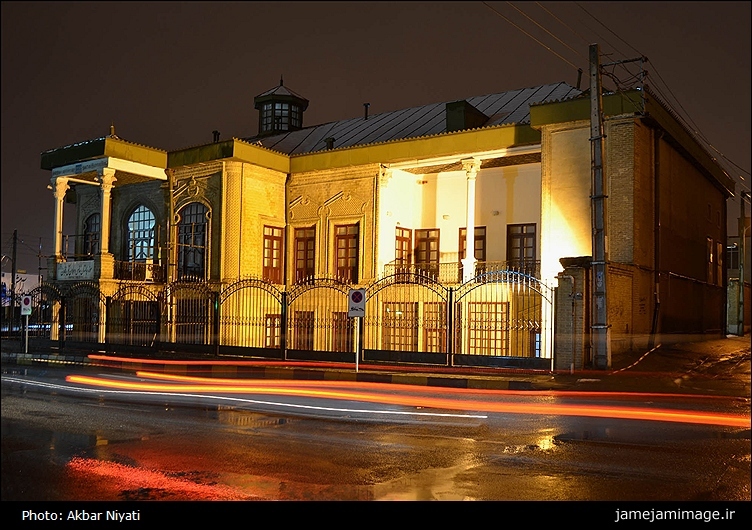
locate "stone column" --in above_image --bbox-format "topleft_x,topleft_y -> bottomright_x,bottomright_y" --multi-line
98,168 -> 117,254
51,177 -> 69,257
461,158 -> 480,282
97,168 -> 117,279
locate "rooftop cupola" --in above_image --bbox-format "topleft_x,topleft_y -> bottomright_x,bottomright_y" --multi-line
254,76 -> 309,137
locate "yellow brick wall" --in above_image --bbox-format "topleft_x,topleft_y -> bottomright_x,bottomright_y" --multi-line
288,164 -> 379,284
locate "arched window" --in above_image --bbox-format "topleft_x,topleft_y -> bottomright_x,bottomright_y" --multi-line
83,213 -> 100,256
177,202 -> 208,279
125,205 -> 155,262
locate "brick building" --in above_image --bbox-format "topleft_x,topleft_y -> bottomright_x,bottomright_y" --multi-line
37,80 -> 734,369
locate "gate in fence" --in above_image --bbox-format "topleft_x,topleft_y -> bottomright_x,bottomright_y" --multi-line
285,278 -> 353,362
219,278 -> 284,357
109,284 -> 161,348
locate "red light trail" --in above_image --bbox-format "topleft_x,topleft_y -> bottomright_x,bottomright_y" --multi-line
65,373 -> 750,428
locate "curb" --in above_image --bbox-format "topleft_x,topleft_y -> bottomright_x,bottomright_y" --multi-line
0,351 -> 537,391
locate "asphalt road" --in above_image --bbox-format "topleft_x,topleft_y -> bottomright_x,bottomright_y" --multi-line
2,366 -> 749,503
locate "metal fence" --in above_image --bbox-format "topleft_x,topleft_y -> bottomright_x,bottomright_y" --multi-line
14,268 -> 555,369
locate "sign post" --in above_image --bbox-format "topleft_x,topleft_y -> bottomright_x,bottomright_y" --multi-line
20,295 -> 32,354
347,289 -> 366,372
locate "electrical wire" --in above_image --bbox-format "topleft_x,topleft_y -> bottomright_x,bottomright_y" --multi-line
481,1 -> 581,72
569,2 -> 750,191
506,2 -> 587,62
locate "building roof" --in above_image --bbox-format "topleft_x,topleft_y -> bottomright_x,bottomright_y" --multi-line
254,80 -> 308,101
41,134 -> 167,171
244,82 -> 581,155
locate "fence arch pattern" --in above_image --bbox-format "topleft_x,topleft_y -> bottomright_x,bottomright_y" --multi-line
110,285 -> 161,347
453,270 -> 554,363
25,284 -> 64,339
219,278 -> 283,349
363,272 -> 450,364
165,280 -> 215,345
286,278 -> 352,356
65,282 -> 107,343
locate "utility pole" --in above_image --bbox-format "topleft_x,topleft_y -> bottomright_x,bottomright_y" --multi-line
11,229 -> 18,335
589,44 -> 611,369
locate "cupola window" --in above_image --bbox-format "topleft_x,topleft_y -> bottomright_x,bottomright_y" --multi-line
254,79 -> 309,136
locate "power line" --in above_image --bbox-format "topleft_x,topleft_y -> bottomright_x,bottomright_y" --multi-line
481,1 -> 581,72
567,2 -> 750,191
535,2 -> 590,47
575,2 -> 643,58
645,69 -> 751,190
506,2 -> 587,62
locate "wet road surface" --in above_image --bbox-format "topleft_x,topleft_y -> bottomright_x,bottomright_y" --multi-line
2,367 -> 750,502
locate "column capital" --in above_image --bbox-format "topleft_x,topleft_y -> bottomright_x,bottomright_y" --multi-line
378,164 -> 393,186
461,158 -> 481,177
98,167 -> 117,192
51,177 -> 69,200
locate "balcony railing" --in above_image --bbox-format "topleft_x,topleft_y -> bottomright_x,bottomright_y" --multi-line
115,261 -> 166,283
383,260 -> 540,283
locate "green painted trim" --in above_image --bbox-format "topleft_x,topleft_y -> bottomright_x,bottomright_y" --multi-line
529,90 -> 644,127
41,137 -> 166,170
167,140 -> 236,167
167,139 -> 290,173
232,140 -> 290,173
290,125 -> 540,173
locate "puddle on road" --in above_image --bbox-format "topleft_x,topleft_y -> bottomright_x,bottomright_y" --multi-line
368,462 -> 476,500
555,427 -> 751,445
211,407 -> 291,429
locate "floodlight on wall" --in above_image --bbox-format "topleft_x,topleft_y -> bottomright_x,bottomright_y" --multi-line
492,210 -> 500,216
443,215 -> 450,220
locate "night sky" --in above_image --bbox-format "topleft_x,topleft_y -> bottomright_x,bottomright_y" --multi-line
2,1 -> 749,273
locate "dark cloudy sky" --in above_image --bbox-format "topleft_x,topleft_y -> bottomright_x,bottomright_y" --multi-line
2,1 -> 750,272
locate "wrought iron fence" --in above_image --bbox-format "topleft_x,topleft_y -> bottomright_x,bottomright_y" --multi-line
30,266 -> 554,367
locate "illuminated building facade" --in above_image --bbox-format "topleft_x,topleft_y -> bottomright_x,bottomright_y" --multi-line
37,81 -> 734,369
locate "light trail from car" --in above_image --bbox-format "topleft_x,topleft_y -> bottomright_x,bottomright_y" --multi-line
63,373 -> 750,428
132,370 -> 744,401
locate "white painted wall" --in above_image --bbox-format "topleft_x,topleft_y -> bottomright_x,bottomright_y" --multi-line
377,162 -> 542,271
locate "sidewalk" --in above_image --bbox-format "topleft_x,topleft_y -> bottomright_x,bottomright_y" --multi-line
1,335 -> 749,398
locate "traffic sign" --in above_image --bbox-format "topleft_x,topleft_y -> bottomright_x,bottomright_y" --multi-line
21,295 -> 32,316
347,288 -> 366,317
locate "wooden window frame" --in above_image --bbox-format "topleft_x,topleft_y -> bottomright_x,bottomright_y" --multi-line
335,223 -> 359,283
263,225 -> 284,284
414,228 -> 440,278
332,312 -> 354,352
506,223 -> 536,273
294,226 -> 316,283
423,302 -> 446,353
265,313 -> 281,348
395,227 -> 412,272
382,302 -> 419,352
467,301 -> 509,356
293,310 -> 314,350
